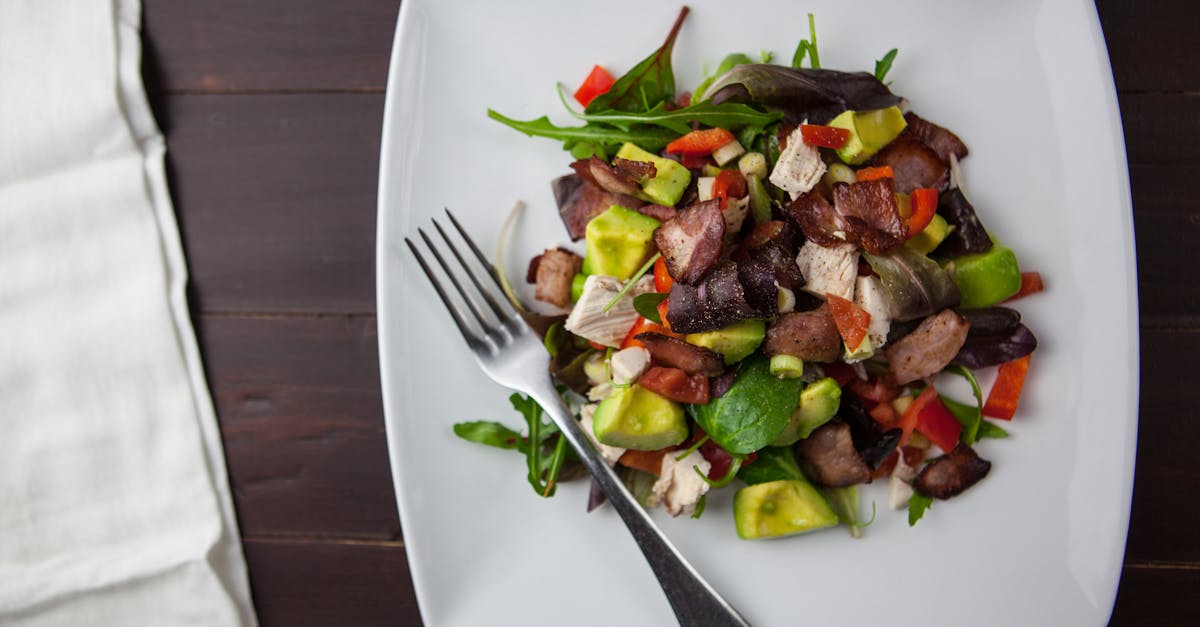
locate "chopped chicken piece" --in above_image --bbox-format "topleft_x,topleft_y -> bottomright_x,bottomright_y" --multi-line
610,347 -> 650,385
723,195 -> 749,233
770,126 -> 827,199
854,275 -> 892,350
795,240 -> 858,301
564,275 -> 655,347
647,449 -> 711,516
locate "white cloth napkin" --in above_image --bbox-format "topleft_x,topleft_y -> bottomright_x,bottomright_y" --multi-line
0,1 -> 256,624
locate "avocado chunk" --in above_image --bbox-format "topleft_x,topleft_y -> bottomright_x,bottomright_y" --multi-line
827,106 -> 907,165
615,143 -> 691,206
949,242 -> 1021,308
733,479 -> 839,539
592,384 -> 688,451
581,205 -> 660,280
771,377 -> 842,446
908,213 -> 950,255
685,319 -> 766,365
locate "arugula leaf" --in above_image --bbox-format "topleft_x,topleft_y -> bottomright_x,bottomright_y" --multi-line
453,421 -> 521,449
874,48 -> 898,82
633,292 -> 669,323
977,421 -> 1011,439
943,365 -> 984,444
509,393 -> 567,497
908,492 -> 933,526
790,13 -> 821,69
737,446 -> 805,485
560,86 -> 782,134
585,7 -> 690,113
488,110 -> 678,153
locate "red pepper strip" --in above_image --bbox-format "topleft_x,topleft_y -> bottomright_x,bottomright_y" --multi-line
855,165 -> 894,182
653,256 -> 674,293
983,354 -> 1032,420
915,395 -> 963,452
665,127 -> 736,156
712,169 -> 747,210
573,65 -> 616,107
899,386 -> 939,445
620,316 -> 678,350
821,362 -> 857,387
1005,272 -> 1046,302
618,448 -> 667,476
826,293 -> 872,350
588,340 -> 608,351
905,188 -> 939,237
799,124 -> 851,149
639,366 -> 710,405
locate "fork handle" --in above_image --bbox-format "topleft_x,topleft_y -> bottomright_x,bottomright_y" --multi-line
526,383 -> 752,627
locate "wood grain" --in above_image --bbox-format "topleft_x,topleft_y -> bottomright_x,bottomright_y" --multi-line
1096,0 -> 1200,93
1111,565 -> 1200,626
198,315 -> 400,539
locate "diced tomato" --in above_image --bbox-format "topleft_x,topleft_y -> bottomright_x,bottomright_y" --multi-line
712,169 -> 747,209
868,401 -> 898,426
799,124 -> 851,149
680,153 -> 712,169
915,395 -> 963,452
983,354 -> 1032,420
826,293 -> 871,350
898,386 -> 938,445
638,366 -> 710,405
573,65 -> 616,107
656,298 -> 672,332
855,165 -> 894,182
665,127 -> 736,156
620,316 -> 678,349
821,362 -> 857,387
1005,272 -> 1046,302
618,448 -> 667,476
905,188 -> 938,237
653,256 -> 674,293
849,377 -> 899,405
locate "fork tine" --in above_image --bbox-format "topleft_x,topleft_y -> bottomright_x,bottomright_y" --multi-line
431,219 -> 518,329
444,209 -> 506,292
416,227 -> 502,342
404,237 -> 487,351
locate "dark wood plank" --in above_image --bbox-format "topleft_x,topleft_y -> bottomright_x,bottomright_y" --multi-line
1131,165 -> 1200,327
1111,565 -> 1200,626
166,94 -> 381,314
198,315 -> 400,539
142,0 -> 400,93
1124,328 -> 1200,564
1096,0 -> 1200,93
1119,94 -> 1200,167
243,539 -> 418,627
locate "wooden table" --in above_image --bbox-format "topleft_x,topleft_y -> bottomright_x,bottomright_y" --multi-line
141,1 -> 1199,624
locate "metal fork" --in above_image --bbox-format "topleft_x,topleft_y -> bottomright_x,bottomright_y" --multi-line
405,209 -> 750,627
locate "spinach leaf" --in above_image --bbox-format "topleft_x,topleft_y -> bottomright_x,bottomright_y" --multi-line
561,86 -> 782,134
453,421 -> 521,449
585,7 -> 690,113
908,492 -> 933,526
633,292 -> 669,323
487,110 -> 678,153
737,446 -> 804,485
874,48 -> 898,82
691,353 -> 802,454
790,13 -> 821,69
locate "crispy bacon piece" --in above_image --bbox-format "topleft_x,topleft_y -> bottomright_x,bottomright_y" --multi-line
571,156 -> 642,196
763,304 -> 842,363
903,112 -> 969,164
884,309 -> 971,384
612,157 -> 657,183
665,260 -> 758,334
635,204 -> 678,223
870,136 -> 949,193
634,332 -> 726,377
552,174 -> 644,241
529,248 -> 582,308
637,366 -> 711,405
796,421 -> 872,487
782,190 -> 847,248
831,178 -> 905,254
913,443 -> 991,499
654,200 -> 725,285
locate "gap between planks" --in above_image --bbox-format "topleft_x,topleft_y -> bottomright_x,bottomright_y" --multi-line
242,535 -> 404,549
197,311 -> 377,320
1124,561 -> 1200,572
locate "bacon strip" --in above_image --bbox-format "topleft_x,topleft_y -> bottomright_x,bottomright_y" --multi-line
654,200 -> 725,285
635,332 -> 726,377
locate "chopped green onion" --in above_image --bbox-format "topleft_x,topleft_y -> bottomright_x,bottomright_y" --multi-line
603,253 -> 662,313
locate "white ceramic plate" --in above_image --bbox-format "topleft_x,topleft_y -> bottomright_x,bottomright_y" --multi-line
376,1 -> 1137,625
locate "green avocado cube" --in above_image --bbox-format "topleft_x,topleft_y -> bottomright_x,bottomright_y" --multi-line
828,106 -> 907,165
733,479 -> 839,540
771,376 -> 842,446
685,319 -> 766,365
908,214 -> 950,255
592,384 -> 688,451
615,143 -> 691,207
950,242 -> 1022,308
581,205 -> 660,280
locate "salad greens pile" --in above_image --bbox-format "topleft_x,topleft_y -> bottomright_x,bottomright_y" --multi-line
463,7 -> 1041,540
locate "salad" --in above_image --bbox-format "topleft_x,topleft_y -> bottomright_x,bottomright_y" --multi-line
457,6 -> 1042,538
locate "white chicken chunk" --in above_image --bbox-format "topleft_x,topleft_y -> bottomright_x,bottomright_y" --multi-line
769,126 -> 827,199
610,347 -> 650,385
854,275 -> 892,351
579,404 -> 626,466
564,275 -> 655,347
648,450 -> 711,517
795,240 -> 858,302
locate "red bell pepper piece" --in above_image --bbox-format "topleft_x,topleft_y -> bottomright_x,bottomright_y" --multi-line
1005,272 -> 1045,302
915,394 -> 963,452
638,366 -> 710,405
799,124 -> 851,149
620,316 -> 678,349
983,354 -> 1032,420
898,385 -> 938,445
905,188 -> 939,237
712,169 -> 747,210
855,165 -> 894,182
665,127 -> 736,156
653,256 -> 674,293
826,293 -> 871,350
618,448 -> 667,476
573,65 -> 616,107
656,298 -> 672,332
